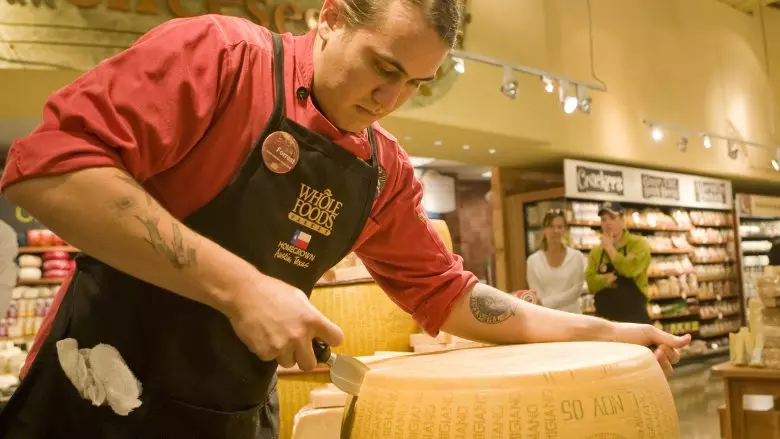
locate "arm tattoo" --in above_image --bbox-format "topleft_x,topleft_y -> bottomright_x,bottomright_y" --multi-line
135,215 -> 197,269
469,286 -> 518,324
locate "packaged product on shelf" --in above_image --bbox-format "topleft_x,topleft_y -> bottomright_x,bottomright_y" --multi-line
742,240 -> 773,253
671,209 -> 692,229
756,266 -> 780,307
689,227 -> 732,244
570,202 -> 600,223
689,210 -> 732,227
740,221 -> 780,238
567,226 -> 600,249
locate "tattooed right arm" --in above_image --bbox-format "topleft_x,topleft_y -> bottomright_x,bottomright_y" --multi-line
1,167 -> 257,315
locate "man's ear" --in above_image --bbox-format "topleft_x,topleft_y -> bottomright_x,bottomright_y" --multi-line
317,0 -> 344,41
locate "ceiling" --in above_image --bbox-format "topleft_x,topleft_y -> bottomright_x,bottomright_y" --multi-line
717,0 -> 780,13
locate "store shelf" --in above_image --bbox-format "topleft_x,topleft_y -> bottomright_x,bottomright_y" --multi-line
18,246 -> 79,253
17,278 -> 66,285
697,275 -> 735,282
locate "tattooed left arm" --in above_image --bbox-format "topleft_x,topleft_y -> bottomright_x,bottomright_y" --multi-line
439,283 -> 618,344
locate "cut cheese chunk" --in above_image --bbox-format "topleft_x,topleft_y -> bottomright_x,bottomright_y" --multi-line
291,405 -> 343,439
347,342 -> 680,438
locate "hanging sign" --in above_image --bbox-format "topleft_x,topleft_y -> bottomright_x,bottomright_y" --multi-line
564,159 -> 733,210
736,193 -> 780,218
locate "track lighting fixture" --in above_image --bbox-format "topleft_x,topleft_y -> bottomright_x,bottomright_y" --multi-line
641,119 -> 780,168
499,66 -> 518,100
449,49 -> 606,114
677,136 -> 688,152
727,141 -> 739,160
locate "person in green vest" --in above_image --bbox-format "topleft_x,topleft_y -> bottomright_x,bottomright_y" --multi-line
585,202 -> 652,323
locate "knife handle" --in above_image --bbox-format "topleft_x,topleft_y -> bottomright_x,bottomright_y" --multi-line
312,338 -> 332,364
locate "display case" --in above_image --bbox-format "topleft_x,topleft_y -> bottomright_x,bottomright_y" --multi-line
506,159 -> 739,363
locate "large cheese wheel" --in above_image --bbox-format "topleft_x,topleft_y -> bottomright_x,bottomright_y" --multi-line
347,342 -> 679,438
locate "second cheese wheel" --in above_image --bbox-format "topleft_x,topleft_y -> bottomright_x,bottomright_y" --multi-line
348,342 -> 679,438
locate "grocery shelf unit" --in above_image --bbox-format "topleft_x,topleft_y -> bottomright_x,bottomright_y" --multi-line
504,159 -> 739,364
734,193 -> 780,315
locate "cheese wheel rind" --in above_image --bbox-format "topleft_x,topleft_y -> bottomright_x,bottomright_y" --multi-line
348,342 -> 679,439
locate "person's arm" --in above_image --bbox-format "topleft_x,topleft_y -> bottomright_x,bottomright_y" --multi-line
604,237 -> 651,278
585,248 -> 612,293
2,17 -> 343,371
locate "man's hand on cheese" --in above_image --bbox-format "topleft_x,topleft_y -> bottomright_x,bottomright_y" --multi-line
440,283 -> 690,378
226,273 -> 345,372
612,322 -> 691,377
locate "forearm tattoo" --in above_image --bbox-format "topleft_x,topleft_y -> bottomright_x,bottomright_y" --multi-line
469,286 -> 518,324
113,174 -> 197,269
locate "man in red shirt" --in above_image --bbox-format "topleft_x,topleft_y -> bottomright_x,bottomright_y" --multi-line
0,0 -> 689,437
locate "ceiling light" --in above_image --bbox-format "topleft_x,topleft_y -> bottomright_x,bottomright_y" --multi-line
727,140 -> 739,160
702,135 -> 711,149
677,136 -> 688,152
559,80 -> 578,114
462,145 -> 470,150
651,126 -> 664,142
500,66 -> 518,100
403,136 -> 412,142
772,149 -> 780,171
488,148 -> 496,154
433,140 -> 442,146
409,156 -> 436,167
452,56 -> 465,74
541,76 -> 555,93
576,85 -> 592,114
481,171 -> 493,178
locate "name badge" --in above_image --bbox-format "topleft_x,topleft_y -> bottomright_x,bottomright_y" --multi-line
262,131 -> 299,174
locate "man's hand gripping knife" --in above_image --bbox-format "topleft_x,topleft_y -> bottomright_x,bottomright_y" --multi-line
440,283 -> 692,378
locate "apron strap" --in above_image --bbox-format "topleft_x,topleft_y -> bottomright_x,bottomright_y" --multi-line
269,32 -> 287,128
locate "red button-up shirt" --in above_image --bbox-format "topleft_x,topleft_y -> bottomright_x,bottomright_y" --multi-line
2,15 -> 478,375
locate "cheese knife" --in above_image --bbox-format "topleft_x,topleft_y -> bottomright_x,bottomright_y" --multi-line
312,339 -> 369,396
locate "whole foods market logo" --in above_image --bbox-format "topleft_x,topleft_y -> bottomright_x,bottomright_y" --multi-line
576,166 -> 624,196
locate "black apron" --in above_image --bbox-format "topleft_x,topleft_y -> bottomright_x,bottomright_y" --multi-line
593,247 -> 652,324
0,32 -> 378,439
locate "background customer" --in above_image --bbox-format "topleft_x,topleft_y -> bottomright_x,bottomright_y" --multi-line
527,209 -> 584,314
585,202 -> 652,323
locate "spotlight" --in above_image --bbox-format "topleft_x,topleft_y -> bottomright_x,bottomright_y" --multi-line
500,67 -> 518,100
452,57 -> 465,74
772,149 -> 780,171
702,135 -> 712,149
651,126 -> 664,142
541,76 -> 555,93
559,81 -> 578,114
576,85 -> 592,114
727,141 -> 739,160
677,136 -> 688,152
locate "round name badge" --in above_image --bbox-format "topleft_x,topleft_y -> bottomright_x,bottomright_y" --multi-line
262,131 -> 299,174
599,263 -> 607,273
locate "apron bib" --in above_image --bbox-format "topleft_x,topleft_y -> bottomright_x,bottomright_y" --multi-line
0,32 -> 378,439
594,247 -> 651,324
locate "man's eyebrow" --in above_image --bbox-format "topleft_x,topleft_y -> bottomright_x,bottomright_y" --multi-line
373,51 -> 436,82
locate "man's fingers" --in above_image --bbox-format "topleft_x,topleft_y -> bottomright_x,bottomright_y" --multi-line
655,349 -> 674,377
653,328 -> 691,349
312,312 -> 345,347
294,339 -> 318,372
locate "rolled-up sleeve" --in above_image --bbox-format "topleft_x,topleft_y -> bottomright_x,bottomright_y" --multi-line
355,154 -> 479,336
0,16 -> 239,190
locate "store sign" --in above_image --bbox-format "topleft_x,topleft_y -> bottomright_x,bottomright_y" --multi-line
575,165 -> 624,196
564,159 -> 733,210
736,193 -> 780,218
641,174 -> 680,202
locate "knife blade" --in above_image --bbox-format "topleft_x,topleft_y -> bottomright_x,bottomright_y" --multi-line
312,339 -> 369,396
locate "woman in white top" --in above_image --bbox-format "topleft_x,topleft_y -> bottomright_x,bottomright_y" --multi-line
526,209 -> 584,314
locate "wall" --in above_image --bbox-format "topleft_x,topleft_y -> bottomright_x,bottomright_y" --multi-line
4,0 -> 780,185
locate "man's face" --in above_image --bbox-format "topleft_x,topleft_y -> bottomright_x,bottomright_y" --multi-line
313,0 -> 450,133
600,212 -> 624,238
